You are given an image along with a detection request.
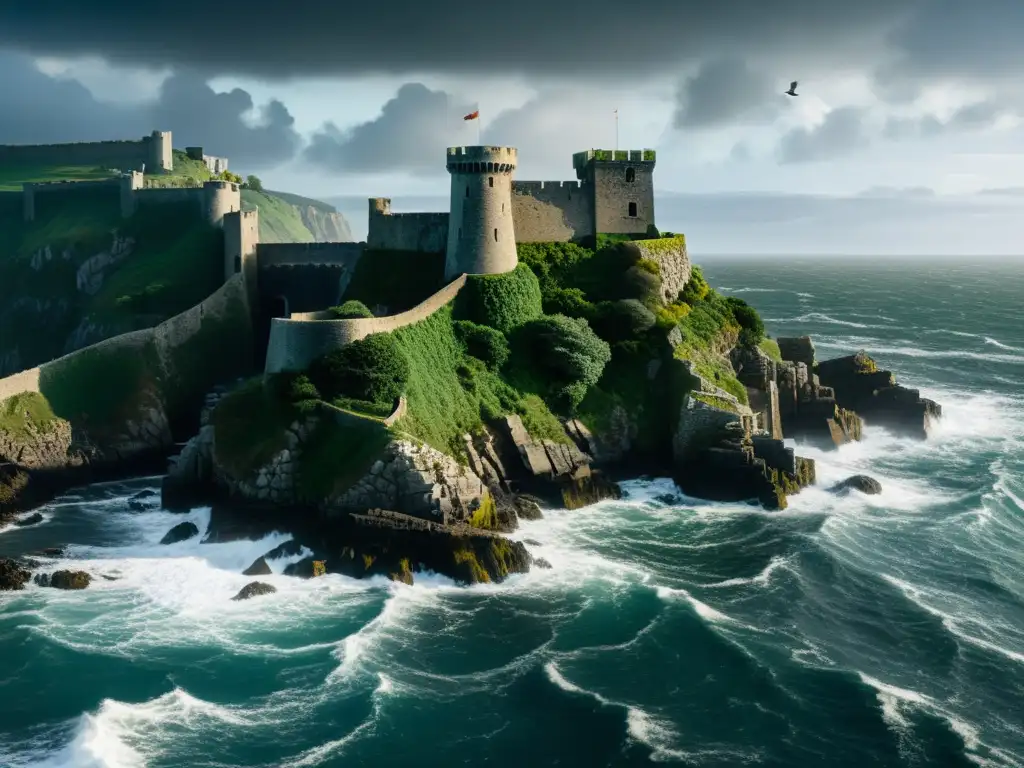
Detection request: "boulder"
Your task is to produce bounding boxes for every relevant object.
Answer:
[513,496,544,520]
[159,521,200,545]
[0,558,31,590]
[284,558,327,578]
[46,570,92,590]
[242,556,273,576]
[262,539,305,561]
[829,475,883,495]
[232,581,277,601]
[533,558,553,570]
[128,489,159,512]
[14,512,44,527]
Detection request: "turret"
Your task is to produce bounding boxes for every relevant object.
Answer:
[573,149,657,236]
[149,130,173,173]
[444,146,518,281]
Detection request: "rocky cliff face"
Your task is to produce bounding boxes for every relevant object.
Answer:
[297,205,354,243]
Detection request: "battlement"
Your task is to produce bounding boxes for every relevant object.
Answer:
[447,145,517,172]
[572,149,656,170]
[513,180,583,195]
[204,180,239,192]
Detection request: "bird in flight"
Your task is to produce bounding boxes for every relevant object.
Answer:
[785,81,799,97]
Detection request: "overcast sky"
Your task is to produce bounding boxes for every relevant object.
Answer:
[2,1,1024,254]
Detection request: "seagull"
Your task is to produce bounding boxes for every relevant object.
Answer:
[785,81,799,97]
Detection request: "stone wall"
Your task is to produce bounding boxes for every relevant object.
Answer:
[265,275,468,373]
[367,199,448,253]
[672,393,745,461]
[0,130,172,173]
[629,236,690,304]
[573,150,656,235]
[510,180,594,242]
[256,242,365,269]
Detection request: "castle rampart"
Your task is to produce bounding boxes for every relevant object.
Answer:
[264,275,468,374]
[511,180,594,242]
[574,148,656,236]
[185,146,229,174]
[367,198,448,252]
[445,146,519,281]
[0,130,173,173]
[224,209,260,304]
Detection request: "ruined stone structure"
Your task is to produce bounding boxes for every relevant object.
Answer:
[366,147,658,253]
[185,146,229,174]
[0,130,172,174]
[445,146,519,281]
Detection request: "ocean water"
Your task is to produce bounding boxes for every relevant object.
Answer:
[1,256,1022,768]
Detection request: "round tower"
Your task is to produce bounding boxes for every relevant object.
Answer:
[445,146,518,281]
[203,180,241,227]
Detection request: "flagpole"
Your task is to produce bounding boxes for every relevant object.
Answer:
[614,109,619,150]
[477,103,481,145]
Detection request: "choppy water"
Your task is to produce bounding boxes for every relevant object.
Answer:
[1,256,1022,768]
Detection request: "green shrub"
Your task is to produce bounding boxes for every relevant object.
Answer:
[681,265,710,304]
[269,372,321,412]
[327,300,374,319]
[725,296,766,347]
[622,265,662,306]
[759,337,783,362]
[308,333,410,406]
[455,263,543,333]
[453,320,510,371]
[590,299,656,342]
[513,314,612,409]
[542,286,594,319]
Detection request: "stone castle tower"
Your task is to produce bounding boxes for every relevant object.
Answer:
[573,149,657,237]
[444,146,519,281]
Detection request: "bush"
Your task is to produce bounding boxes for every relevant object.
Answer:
[725,296,765,347]
[515,314,612,409]
[269,372,321,408]
[327,300,374,319]
[681,265,710,304]
[453,320,510,371]
[307,333,410,406]
[542,286,594,319]
[591,299,656,342]
[455,263,543,333]
[622,265,662,305]
[245,175,263,193]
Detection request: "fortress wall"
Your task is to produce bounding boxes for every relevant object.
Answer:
[629,236,690,304]
[256,242,365,269]
[265,274,468,374]
[368,211,449,253]
[0,132,171,173]
[25,180,123,221]
[258,264,349,315]
[511,180,593,242]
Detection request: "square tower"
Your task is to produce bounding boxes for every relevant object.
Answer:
[574,149,656,237]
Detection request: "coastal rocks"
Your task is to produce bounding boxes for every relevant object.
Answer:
[162,425,215,511]
[160,521,200,545]
[232,581,277,601]
[127,489,158,511]
[0,558,31,590]
[565,407,635,466]
[14,512,43,527]
[75,235,136,296]
[35,570,92,589]
[325,439,492,527]
[284,558,327,578]
[216,417,316,507]
[816,352,942,439]
[829,475,883,495]
[628,237,692,304]
[242,556,273,576]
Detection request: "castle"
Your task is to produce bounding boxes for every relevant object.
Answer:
[367,146,658,262]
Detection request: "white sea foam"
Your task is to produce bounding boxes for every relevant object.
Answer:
[703,555,792,589]
[0,510,53,535]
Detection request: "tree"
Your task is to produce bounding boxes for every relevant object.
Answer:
[245,175,264,192]
[307,333,410,405]
[516,314,611,409]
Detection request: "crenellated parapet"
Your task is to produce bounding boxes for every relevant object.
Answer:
[572,148,656,171]
[447,146,518,174]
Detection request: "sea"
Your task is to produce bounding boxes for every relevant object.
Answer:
[1,255,1022,768]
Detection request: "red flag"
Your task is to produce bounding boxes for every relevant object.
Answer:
[463,110,479,121]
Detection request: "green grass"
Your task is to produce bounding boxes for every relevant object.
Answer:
[142,150,214,188]
[518,394,572,444]
[331,396,395,420]
[211,378,297,480]
[241,189,316,243]
[692,392,740,413]
[297,417,392,502]
[0,164,116,192]
[759,338,782,362]
[343,249,446,312]
[0,392,59,438]
[264,189,337,213]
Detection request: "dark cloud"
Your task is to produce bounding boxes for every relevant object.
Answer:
[304,83,471,175]
[0,53,300,169]
[0,1,902,78]
[883,100,1007,140]
[776,107,870,163]
[673,59,784,128]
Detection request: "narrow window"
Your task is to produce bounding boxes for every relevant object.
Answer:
[234,256,241,273]
[489,176,494,188]
[494,228,498,241]
[466,185,470,198]
[626,167,636,183]
[628,202,638,217]
[502,203,505,213]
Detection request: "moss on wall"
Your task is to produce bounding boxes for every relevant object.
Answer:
[342,249,446,312]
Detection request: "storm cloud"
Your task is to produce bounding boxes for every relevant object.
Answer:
[0,1,910,79]
[673,59,784,129]
[776,107,871,163]
[0,53,301,169]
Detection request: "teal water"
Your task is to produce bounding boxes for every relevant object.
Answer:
[1,256,1022,767]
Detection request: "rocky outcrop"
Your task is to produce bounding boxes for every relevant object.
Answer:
[242,556,273,576]
[829,474,883,495]
[325,439,495,527]
[232,581,277,601]
[565,409,635,466]
[815,352,942,439]
[0,558,31,590]
[774,338,863,449]
[36,569,92,589]
[160,521,199,544]
[14,512,43,527]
